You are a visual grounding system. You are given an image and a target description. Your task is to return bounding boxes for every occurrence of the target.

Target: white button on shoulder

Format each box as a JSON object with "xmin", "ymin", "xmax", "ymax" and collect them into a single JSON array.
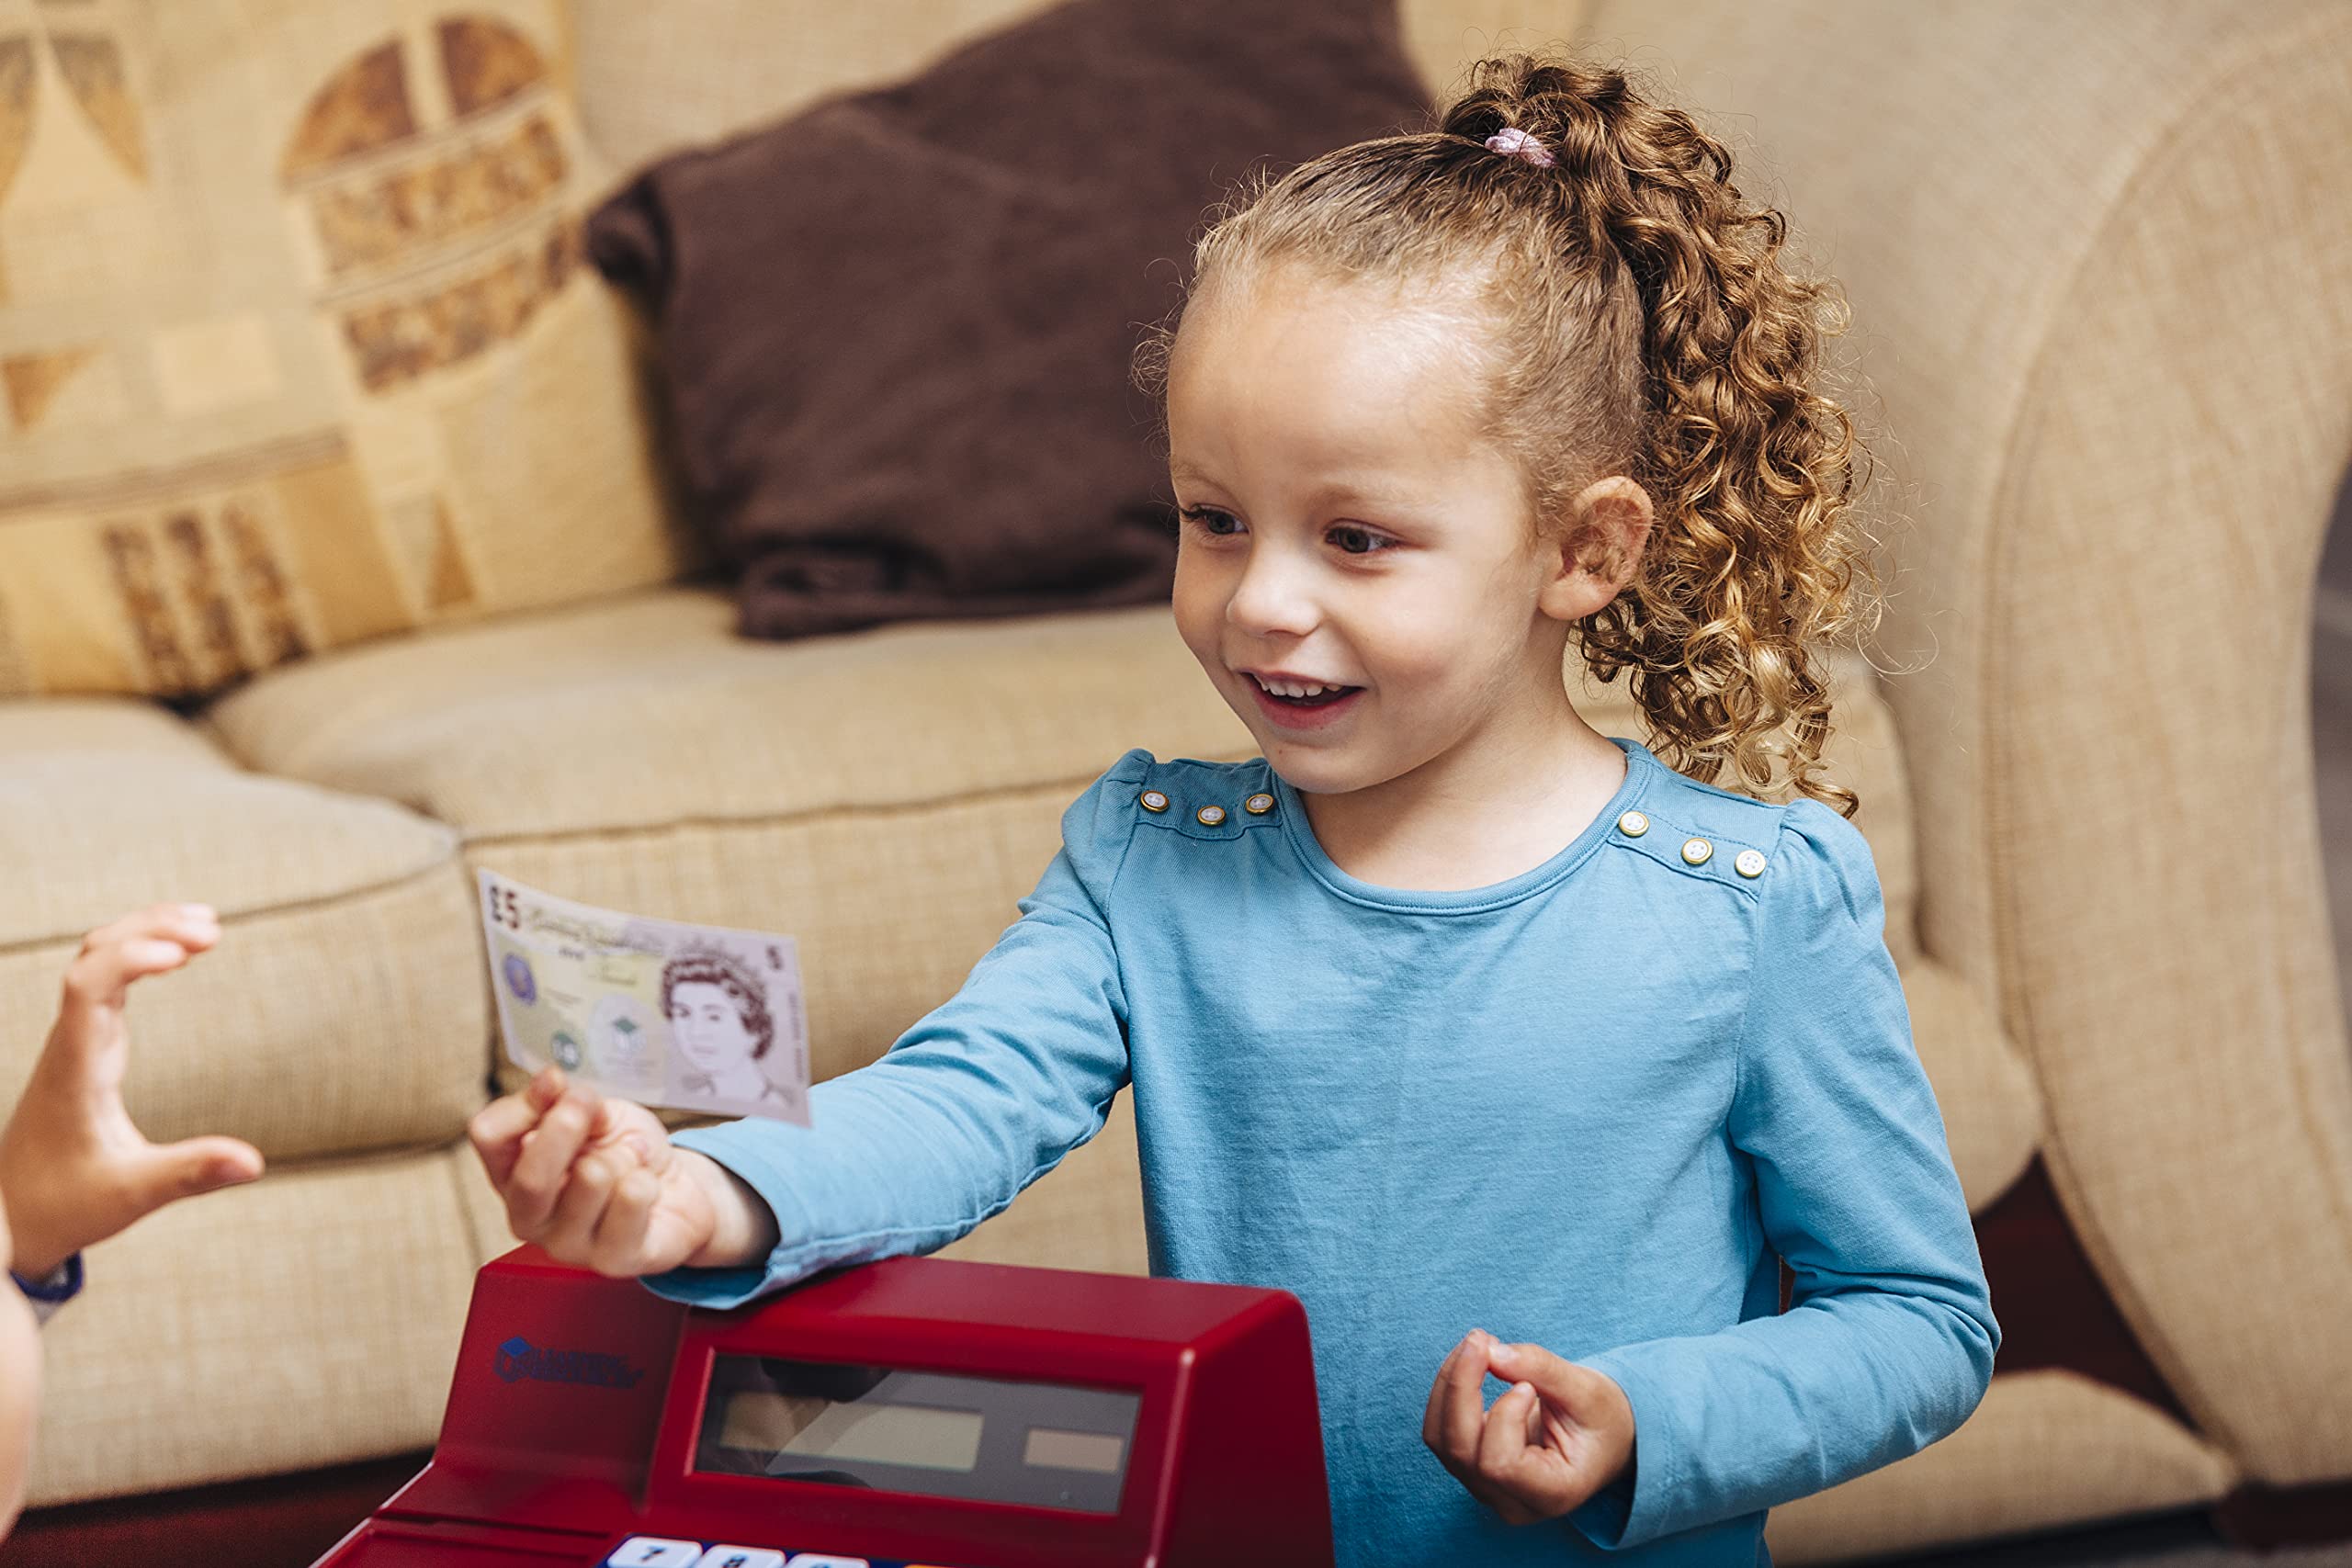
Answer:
[
  {"xmin": 1734, "ymin": 848, "xmax": 1768, "ymax": 879},
  {"xmin": 607, "ymin": 1539, "xmax": 705, "ymax": 1568},
  {"xmin": 1680, "ymin": 837, "xmax": 1713, "ymax": 866},
  {"xmin": 1615, "ymin": 809, "xmax": 1649, "ymax": 838},
  {"xmin": 696, "ymin": 1549, "xmax": 786, "ymax": 1568}
]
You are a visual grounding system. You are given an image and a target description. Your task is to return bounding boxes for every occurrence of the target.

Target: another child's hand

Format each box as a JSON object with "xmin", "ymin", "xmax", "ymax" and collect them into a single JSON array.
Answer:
[
  {"xmin": 0, "ymin": 903, "xmax": 266, "ymax": 1280},
  {"xmin": 468, "ymin": 1066, "xmax": 780, "ymax": 1278},
  {"xmin": 1422, "ymin": 1328, "xmax": 1638, "ymax": 1525}
]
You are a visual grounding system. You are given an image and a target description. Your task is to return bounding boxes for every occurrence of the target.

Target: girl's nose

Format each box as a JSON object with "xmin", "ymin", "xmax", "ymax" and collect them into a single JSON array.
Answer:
[{"xmin": 1225, "ymin": 550, "xmax": 1321, "ymax": 637}]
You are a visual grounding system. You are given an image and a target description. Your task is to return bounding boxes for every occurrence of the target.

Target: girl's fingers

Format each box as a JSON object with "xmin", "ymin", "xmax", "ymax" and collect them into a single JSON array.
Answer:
[
  {"xmin": 588, "ymin": 1096, "xmax": 639, "ymax": 1146},
  {"xmin": 1476, "ymin": 1381, "xmax": 1538, "ymax": 1481},
  {"xmin": 1492, "ymin": 1340, "xmax": 1586, "ymax": 1404},
  {"xmin": 621, "ymin": 1132, "xmax": 662, "ymax": 1176},
  {"xmin": 504, "ymin": 1090, "xmax": 598, "ymax": 1235},
  {"xmin": 80, "ymin": 906, "xmax": 219, "ymax": 971},
  {"xmin": 589, "ymin": 1169, "xmax": 661, "ymax": 1276},
  {"xmin": 1439, "ymin": 1331, "xmax": 1494, "ymax": 1461},
  {"xmin": 83, "ymin": 904, "xmax": 212, "ymax": 951},
  {"xmin": 1421, "ymin": 1337, "xmax": 1463, "ymax": 1450},
  {"xmin": 526, "ymin": 1066, "xmax": 569, "ymax": 1111},
  {"xmin": 139, "ymin": 1135, "xmax": 265, "ymax": 1202},
  {"xmin": 539, "ymin": 1152, "xmax": 616, "ymax": 1259},
  {"xmin": 1474, "ymin": 1383, "xmax": 1564, "ymax": 1524},
  {"xmin": 467, "ymin": 1091, "xmax": 545, "ymax": 1192},
  {"xmin": 583, "ymin": 1103, "xmax": 665, "ymax": 1176},
  {"xmin": 137, "ymin": 903, "xmax": 220, "ymax": 951},
  {"xmin": 56, "ymin": 938, "xmax": 195, "ymax": 1028}
]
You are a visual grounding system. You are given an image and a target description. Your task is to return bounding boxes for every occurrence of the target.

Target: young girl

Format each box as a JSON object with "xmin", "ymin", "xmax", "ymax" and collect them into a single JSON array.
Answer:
[{"xmin": 470, "ymin": 52, "xmax": 1997, "ymax": 1565}]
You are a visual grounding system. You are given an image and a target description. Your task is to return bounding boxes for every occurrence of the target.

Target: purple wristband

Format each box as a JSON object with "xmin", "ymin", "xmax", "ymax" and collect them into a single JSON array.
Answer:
[{"xmin": 13, "ymin": 1252, "xmax": 84, "ymax": 1321}]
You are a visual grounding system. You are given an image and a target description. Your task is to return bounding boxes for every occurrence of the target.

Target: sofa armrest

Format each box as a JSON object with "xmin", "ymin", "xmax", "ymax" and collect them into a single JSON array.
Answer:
[{"xmin": 1573, "ymin": 0, "xmax": 2352, "ymax": 1484}]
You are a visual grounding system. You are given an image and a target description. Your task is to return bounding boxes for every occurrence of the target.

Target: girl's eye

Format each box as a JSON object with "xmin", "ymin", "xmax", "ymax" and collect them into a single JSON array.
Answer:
[
  {"xmin": 1178, "ymin": 505, "xmax": 1243, "ymax": 539},
  {"xmin": 1177, "ymin": 506, "xmax": 1395, "ymax": 556}
]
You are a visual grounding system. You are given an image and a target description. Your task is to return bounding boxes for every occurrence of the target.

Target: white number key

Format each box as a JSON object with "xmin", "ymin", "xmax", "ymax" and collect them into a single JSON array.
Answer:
[{"xmin": 607, "ymin": 1539, "xmax": 705, "ymax": 1567}]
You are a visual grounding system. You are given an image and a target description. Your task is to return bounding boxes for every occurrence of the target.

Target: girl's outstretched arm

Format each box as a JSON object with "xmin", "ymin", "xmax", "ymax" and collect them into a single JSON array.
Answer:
[
  {"xmin": 639, "ymin": 751, "xmax": 1150, "ymax": 1310},
  {"xmin": 1566, "ymin": 797, "xmax": 2002, "ymax": 1551}
]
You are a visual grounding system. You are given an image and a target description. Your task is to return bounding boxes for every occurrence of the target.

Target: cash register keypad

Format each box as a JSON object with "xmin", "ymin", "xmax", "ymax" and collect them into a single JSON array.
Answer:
[{"xmin": 606, "ymin": 1539, "xmax": 967, "ymax": 1568}]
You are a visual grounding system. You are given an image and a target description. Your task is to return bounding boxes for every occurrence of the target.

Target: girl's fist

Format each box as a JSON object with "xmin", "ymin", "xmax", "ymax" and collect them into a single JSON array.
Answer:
[
  {"xmin": 467, "ymin": 1066, "xmax": 777, "ymax": 1278},
  {"xmin": 1421, "ymin": 1327, "xmax": 1637, "ymax": 1525}
]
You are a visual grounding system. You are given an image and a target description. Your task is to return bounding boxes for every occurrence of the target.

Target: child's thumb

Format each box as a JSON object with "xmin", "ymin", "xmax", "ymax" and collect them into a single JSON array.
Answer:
[{"xmin": 130, "ymin": 1136, "xmax": 266, "ymax": 1212}]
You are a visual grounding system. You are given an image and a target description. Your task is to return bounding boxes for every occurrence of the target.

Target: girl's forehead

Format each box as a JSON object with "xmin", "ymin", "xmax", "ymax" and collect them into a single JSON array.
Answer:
[{"xmin": 1170, "ymin": 280, "xmax": 1495, "ymax": 482}]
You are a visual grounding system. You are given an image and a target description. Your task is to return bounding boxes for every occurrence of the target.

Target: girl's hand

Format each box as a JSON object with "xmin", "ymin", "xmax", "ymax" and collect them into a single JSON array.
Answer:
[
  {"xmin": 467, "ymin": 1066, "xmax": 780, "ymax": 1277},
  {"xmin": 0, "ymin": 903, "xmax": 266, "ymax": 1280},
  {"xmin": 1422, "ymin": 1327, "xmax": 1638, "ymax": 1525}
]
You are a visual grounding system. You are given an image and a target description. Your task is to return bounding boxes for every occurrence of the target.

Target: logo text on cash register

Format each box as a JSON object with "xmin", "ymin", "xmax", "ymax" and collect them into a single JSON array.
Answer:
[{"xmin": 493, "ymin": 1335, "xmax": 647, "ymax": 1389}]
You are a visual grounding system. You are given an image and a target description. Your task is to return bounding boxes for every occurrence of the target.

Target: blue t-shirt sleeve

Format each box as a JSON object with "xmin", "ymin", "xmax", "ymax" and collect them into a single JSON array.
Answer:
[
  {"xmin": 640, "ymin": 749, "xmax": 1152, "ymax": 1309},
  {"xmin": 1567, "ymin": 797, "xmax": 2001, "ymax": 1550}
]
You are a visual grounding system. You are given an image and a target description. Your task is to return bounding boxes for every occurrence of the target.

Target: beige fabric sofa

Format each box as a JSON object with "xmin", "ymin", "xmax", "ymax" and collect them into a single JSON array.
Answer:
[{"xmin": 1, "ymin": 1, "xmax": 2346, "ymax": 1560}]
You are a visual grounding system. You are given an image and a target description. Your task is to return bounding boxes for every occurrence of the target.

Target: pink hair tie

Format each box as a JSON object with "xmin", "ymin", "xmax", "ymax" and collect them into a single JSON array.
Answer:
[{"xmin": 1485, "ymin": 126, "xmax": 1555, "ymax": 168}]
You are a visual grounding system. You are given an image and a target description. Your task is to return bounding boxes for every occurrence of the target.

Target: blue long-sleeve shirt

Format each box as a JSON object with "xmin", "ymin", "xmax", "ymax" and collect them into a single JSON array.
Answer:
[{"xmin": 646, "ymin": 736, "xmax": 2000, "ymax": 1564}]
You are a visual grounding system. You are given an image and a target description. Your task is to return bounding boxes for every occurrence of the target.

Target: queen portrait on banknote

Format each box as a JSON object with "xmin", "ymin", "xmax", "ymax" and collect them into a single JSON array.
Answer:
[{"xmin": 661, "ymin": 946, "xmax": 795, "ymax": 1112}]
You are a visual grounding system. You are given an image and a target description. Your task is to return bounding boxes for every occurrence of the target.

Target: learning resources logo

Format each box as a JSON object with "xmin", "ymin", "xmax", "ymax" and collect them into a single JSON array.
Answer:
[{"xmin": 493, "ymin": 1335, "xmax": 648, "ymax": 1389}]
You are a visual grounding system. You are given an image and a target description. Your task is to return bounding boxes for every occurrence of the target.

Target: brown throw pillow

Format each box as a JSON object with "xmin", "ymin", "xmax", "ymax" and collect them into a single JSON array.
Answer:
[{"xmin": 583, "ymin": 0, "xmax": 1430, "ymax": 641}]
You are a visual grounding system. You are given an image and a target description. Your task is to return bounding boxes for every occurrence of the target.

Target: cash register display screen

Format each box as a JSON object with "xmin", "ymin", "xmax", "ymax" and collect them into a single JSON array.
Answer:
[{"xmin": 695, "ymin": 1355, "xmax": 1142, "ymax": 1514}]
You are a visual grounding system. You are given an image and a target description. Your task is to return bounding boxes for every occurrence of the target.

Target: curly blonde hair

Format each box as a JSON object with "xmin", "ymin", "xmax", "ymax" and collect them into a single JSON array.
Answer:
[{"xmin": 1133, "ymin": 52, "xmax": 1885, "ymax": 817}]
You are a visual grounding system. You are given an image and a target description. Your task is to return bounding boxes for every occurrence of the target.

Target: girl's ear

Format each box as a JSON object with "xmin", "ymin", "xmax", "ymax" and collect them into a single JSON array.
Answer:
[{"xmin": 1537, "ymin": 478, "xmax": 1654, "ymax": 622}]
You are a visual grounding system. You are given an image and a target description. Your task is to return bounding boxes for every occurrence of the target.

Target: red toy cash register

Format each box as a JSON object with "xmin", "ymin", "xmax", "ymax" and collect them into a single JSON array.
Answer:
[{"xmin": 313, "ymin": 1247, "xmax": 1334, "ymax": 1568}]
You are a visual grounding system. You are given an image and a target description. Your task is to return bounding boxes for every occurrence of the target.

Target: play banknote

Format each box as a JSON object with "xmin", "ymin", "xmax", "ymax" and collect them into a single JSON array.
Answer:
[{"xmin": 478, "ymin": 869, "xmax": 812, "ymax": 1125}]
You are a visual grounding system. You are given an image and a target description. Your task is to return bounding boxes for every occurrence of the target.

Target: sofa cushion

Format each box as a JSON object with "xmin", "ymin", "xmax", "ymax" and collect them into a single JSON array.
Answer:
[
  {"xmin": 0, "ymin": 3, "xmax": 695, "ymax": 699},
  {"xmin": 203, "ymin": 588, "xmax": 1250, "ymax": 840},
  {"xmin": 1762, "ymin": 1369, "xmax": 2234, "ymax": 1564},
  {"xmin": 0, "ymin": 699, "xmax": 487, "ymax": 1158},
  {"xmin": 23, "ymin": 1141, "xmax": 502, "ymax": 1506}
]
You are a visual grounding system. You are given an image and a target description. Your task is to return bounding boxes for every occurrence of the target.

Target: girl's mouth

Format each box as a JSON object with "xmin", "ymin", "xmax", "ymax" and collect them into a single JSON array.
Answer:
[{"xmin": 1248, "ymin": 678, "xmax": 1364, "ymax": 730}]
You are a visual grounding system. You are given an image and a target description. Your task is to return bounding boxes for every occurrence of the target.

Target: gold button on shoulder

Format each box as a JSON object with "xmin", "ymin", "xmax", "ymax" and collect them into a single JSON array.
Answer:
[
  {"xmin": 1615, "ymin": 809, "xmax": 1649, "ymax": 838},
  {"xmin": 1139, "ymin": 789, "xmax": 1170, "ymax": 814},
  {"xmin": 1734, "ymin": 848, "xmax": 1768, "ymax": 879},
  {"xmin": 1243, "ymin": 792, "xmax": 1275, "ymax": 816},
  {"xmin": 1680, "ymin": 837, "xmax": 1713, "ymax": 866},
  {"xmin": 1195, "ymin": 804, "xmax": 1227, "ymax": 827}
]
